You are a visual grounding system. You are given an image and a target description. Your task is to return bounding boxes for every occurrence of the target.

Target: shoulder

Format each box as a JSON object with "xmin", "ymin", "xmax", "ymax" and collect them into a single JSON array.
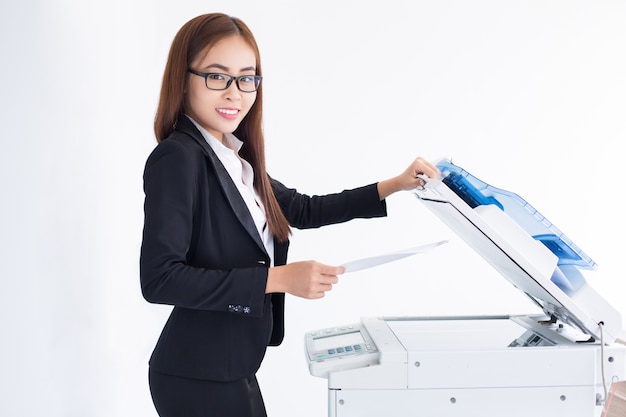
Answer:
[
  {"xmin": 143, "ymin": 136, "xmax": 208, "ymax": 189},
  {"xmin": 270, "ymin": 177, "xmax": 297, "ymax": 201},
  {"xmin": 156, "ymin": 132, "xmax": 203, "ymax": 154},
  {"xmin": 146, "ymin": 133, "xmax": 203, "ymax": 165}
]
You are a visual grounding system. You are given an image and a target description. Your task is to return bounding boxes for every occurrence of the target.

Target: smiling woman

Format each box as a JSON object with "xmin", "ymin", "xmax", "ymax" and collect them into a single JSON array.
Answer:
[
  {"xmin": 2, "ymin": 2, "xmax": 625, "ymax": 417},
  {"xmin": 185, "ymin": 36, "xmax": 260, "ymax": 141},
  {"xmin": 140, "ymin": 11, "xmax": 438, "ymax": 417}
]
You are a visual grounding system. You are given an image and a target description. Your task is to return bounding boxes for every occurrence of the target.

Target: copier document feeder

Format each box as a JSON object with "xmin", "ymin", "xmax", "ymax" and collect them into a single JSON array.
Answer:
[{"xmin": 305, "ymin": 158, "xmax": 625, "ymax": 417}]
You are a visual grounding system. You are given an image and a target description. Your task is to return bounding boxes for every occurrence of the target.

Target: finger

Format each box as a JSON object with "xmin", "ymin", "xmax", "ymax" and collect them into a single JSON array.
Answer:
[
  {"xmin": 316, "ymin": 275, "xmax": 339, "ymax": 287},
  {"xmin": 424, "ymin": 161, "xmax": 441, "ymax": 178},
  {"xmin": 416, "ymin": 165, "xmax": 438, "ymax": 179},
  {"xmin": 313, "ymin": 285, "xmax": 333, "ymax": 297},
  {"xmin": 413, "ymin": 158, "xmax": 440, "ymax": 178},
  {"xmin": 318, "ymin": 264, "xmax": 345, "ymax": 276},
  {"xmin": 307, "ymin": 291, "xmax": 325, "ymax": 300}
]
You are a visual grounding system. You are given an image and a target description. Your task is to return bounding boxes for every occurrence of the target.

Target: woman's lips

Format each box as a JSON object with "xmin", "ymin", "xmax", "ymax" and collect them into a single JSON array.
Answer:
[{"xmin": 217, "ymin": 108, "xmax": 239, "ymax": 120}]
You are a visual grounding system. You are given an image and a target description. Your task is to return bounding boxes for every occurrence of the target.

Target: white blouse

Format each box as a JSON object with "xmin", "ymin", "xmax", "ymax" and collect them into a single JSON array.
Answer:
[{"xmin": 187, "ymin": 116, "xmax": 275, "ymax": 266}]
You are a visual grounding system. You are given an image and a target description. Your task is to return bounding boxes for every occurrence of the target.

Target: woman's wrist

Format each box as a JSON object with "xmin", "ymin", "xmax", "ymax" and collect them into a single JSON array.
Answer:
[
  {"xmin": 377, "ymin": 177, "xmax": 400, "ymax": 200},
  {"xmin": 265, "ymin": 267, "xmax": 283, "ymax": 294}
]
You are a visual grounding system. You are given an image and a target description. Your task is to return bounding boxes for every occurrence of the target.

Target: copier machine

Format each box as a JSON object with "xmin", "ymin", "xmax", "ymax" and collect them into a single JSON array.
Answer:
[{"xmin": 305, "ymin": 158, "xmax": 625, "ymax": 417}]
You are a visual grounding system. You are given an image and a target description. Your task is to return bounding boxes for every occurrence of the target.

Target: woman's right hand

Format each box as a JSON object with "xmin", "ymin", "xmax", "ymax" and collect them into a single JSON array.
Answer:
[{"xmin": 266, "ymin": 261, "xmax": 345, "ymax": 299}]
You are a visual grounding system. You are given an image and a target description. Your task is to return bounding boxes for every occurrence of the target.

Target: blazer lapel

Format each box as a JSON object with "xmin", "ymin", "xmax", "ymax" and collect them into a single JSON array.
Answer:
[{"xmin": 176, "ymin": 116, "xmax": 268, "ymax": 256}]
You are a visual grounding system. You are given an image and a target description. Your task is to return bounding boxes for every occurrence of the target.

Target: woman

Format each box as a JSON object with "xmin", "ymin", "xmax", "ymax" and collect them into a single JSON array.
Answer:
[{"xmin": 140, "ymin": 12, "xmax": 439, "ymax": 417}]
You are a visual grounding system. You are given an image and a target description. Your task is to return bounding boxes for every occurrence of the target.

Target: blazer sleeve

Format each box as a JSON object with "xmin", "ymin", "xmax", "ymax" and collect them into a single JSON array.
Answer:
[
  {"xmin": 140, "ymin": 139, "xmax": 268, "ymax": 316},
  {"xmin": 270, "ymin": 177, "xmax": 388, "ymax": 229}
]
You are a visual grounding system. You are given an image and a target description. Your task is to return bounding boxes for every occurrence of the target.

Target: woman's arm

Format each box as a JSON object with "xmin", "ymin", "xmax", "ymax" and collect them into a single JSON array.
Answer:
[
  {"xmin": 266, "ymin": 156, "xmax": 438, "ymax": 300},
  {"xmin": 271, "ymin": 180, "xmax": 387, "ymax": 230}
]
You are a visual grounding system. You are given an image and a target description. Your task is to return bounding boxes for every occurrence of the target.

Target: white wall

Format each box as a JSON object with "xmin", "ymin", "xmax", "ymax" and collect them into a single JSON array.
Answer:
[{"xmin": 1, "ymin": 1, "xmax": 625, "ymax": 416}]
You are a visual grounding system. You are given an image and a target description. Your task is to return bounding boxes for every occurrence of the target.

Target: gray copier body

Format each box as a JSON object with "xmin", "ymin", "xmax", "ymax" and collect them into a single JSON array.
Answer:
[{"xmin": 305, "ymin": 159, "xmax": 625, "ymax": 417}]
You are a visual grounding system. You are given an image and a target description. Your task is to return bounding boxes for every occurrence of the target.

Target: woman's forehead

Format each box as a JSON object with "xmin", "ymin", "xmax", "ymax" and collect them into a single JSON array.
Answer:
[{"xmin": 195, "ymin": 35, "xmax": 257, "ymax": 70}]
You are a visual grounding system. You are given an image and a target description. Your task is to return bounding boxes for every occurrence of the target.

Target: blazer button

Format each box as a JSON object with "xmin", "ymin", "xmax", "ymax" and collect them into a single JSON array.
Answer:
[
  {"xmin": 257, "ymin": 260, "xmax": 267, "ymax": 265},
  {"xmin": 228, "ymin": 304, "xmax": 243, "ymax": 313}
]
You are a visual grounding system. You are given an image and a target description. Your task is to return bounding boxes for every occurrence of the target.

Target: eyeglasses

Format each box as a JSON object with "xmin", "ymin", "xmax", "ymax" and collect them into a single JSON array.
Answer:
[{"xmin": 188, "ymin": 69, "xmax": 262, "ymax": 92}]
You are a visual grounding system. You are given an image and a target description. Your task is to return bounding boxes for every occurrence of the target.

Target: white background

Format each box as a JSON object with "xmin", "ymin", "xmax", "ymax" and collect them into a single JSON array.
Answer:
[{"xmin": 1, "ymin": 1, "xmax": 625, "ymax": 416}]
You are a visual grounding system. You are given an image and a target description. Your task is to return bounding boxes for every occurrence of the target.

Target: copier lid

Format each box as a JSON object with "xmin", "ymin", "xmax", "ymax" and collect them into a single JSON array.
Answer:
[{"xmin": 414, "ymin": 159, "xmax": 622, "ymax": 343}]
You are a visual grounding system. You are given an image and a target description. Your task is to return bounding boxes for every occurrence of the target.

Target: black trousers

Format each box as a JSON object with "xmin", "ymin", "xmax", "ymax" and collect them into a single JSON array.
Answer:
[{"xmin": 149, "ymin": 368, "xmax": 268, "ymax": 417}]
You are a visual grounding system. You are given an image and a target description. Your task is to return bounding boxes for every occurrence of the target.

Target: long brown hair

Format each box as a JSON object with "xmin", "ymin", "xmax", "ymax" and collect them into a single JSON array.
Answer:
[{"xmin": 154, "ymin": 13, "xmax": 291, "ymax": 241}]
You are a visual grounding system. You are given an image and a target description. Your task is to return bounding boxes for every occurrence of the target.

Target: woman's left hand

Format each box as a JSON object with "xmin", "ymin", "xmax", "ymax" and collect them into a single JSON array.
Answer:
[{"xmin": 377, "ymin": 157, "xmax": 440, "ymax": 200}]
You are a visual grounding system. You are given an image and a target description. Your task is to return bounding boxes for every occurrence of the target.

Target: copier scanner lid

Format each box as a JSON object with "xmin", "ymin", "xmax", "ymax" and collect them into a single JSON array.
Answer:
[{"xmin": 414, "ymin": 158, "xmax": 622, "ymax": 343}]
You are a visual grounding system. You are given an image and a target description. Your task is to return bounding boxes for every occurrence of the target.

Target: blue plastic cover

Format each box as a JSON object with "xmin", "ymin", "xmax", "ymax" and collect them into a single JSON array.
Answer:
[{"xmin": 437, "ymin": 160, "xmax": 597, "ymax": 272}]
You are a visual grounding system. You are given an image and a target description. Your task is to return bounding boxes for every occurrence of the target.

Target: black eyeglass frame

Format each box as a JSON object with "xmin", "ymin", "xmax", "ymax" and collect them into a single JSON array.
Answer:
[{"xmin": 188, "ymin": 69, "xmax": 263, "ymax": 92}]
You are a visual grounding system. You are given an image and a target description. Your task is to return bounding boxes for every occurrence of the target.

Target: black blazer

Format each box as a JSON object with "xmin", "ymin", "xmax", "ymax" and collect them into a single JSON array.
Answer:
[{"xmin": 140, "ymin": 115, "xmax": 387, "ymax": 382}]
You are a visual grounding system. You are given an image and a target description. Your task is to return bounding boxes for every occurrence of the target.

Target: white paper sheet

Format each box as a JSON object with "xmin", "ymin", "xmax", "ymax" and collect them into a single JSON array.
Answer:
[{"xmin": 341, "ymin": 240, "xmax": 448, "ymax": 273}]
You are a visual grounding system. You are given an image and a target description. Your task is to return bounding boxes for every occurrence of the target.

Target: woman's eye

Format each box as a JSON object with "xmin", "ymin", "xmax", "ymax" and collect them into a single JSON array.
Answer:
[
  {"xmin": 239, "ymin": 76, "xmax": 254, "ymax": 84},
  {"xmin": 207, "ymin": 73, "xmax": 225, "ymax": 81}
]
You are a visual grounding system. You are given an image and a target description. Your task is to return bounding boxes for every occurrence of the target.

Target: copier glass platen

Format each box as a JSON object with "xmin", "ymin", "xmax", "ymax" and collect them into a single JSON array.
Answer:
[{"xmin": 305, "ymin": 158, "xmax": 626, "ymax": 417}]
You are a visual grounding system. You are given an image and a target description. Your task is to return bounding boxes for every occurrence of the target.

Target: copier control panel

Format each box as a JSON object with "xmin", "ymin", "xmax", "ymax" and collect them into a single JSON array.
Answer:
[{"xmin": 305, "ymin": 323, "xmax": 378, "ymax": 377}]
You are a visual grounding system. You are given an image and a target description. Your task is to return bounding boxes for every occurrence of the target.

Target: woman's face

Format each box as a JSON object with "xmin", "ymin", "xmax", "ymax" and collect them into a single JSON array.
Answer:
[{"xmin": 186, "ymin": 35, "xmax": 258, "ymax": 142}]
